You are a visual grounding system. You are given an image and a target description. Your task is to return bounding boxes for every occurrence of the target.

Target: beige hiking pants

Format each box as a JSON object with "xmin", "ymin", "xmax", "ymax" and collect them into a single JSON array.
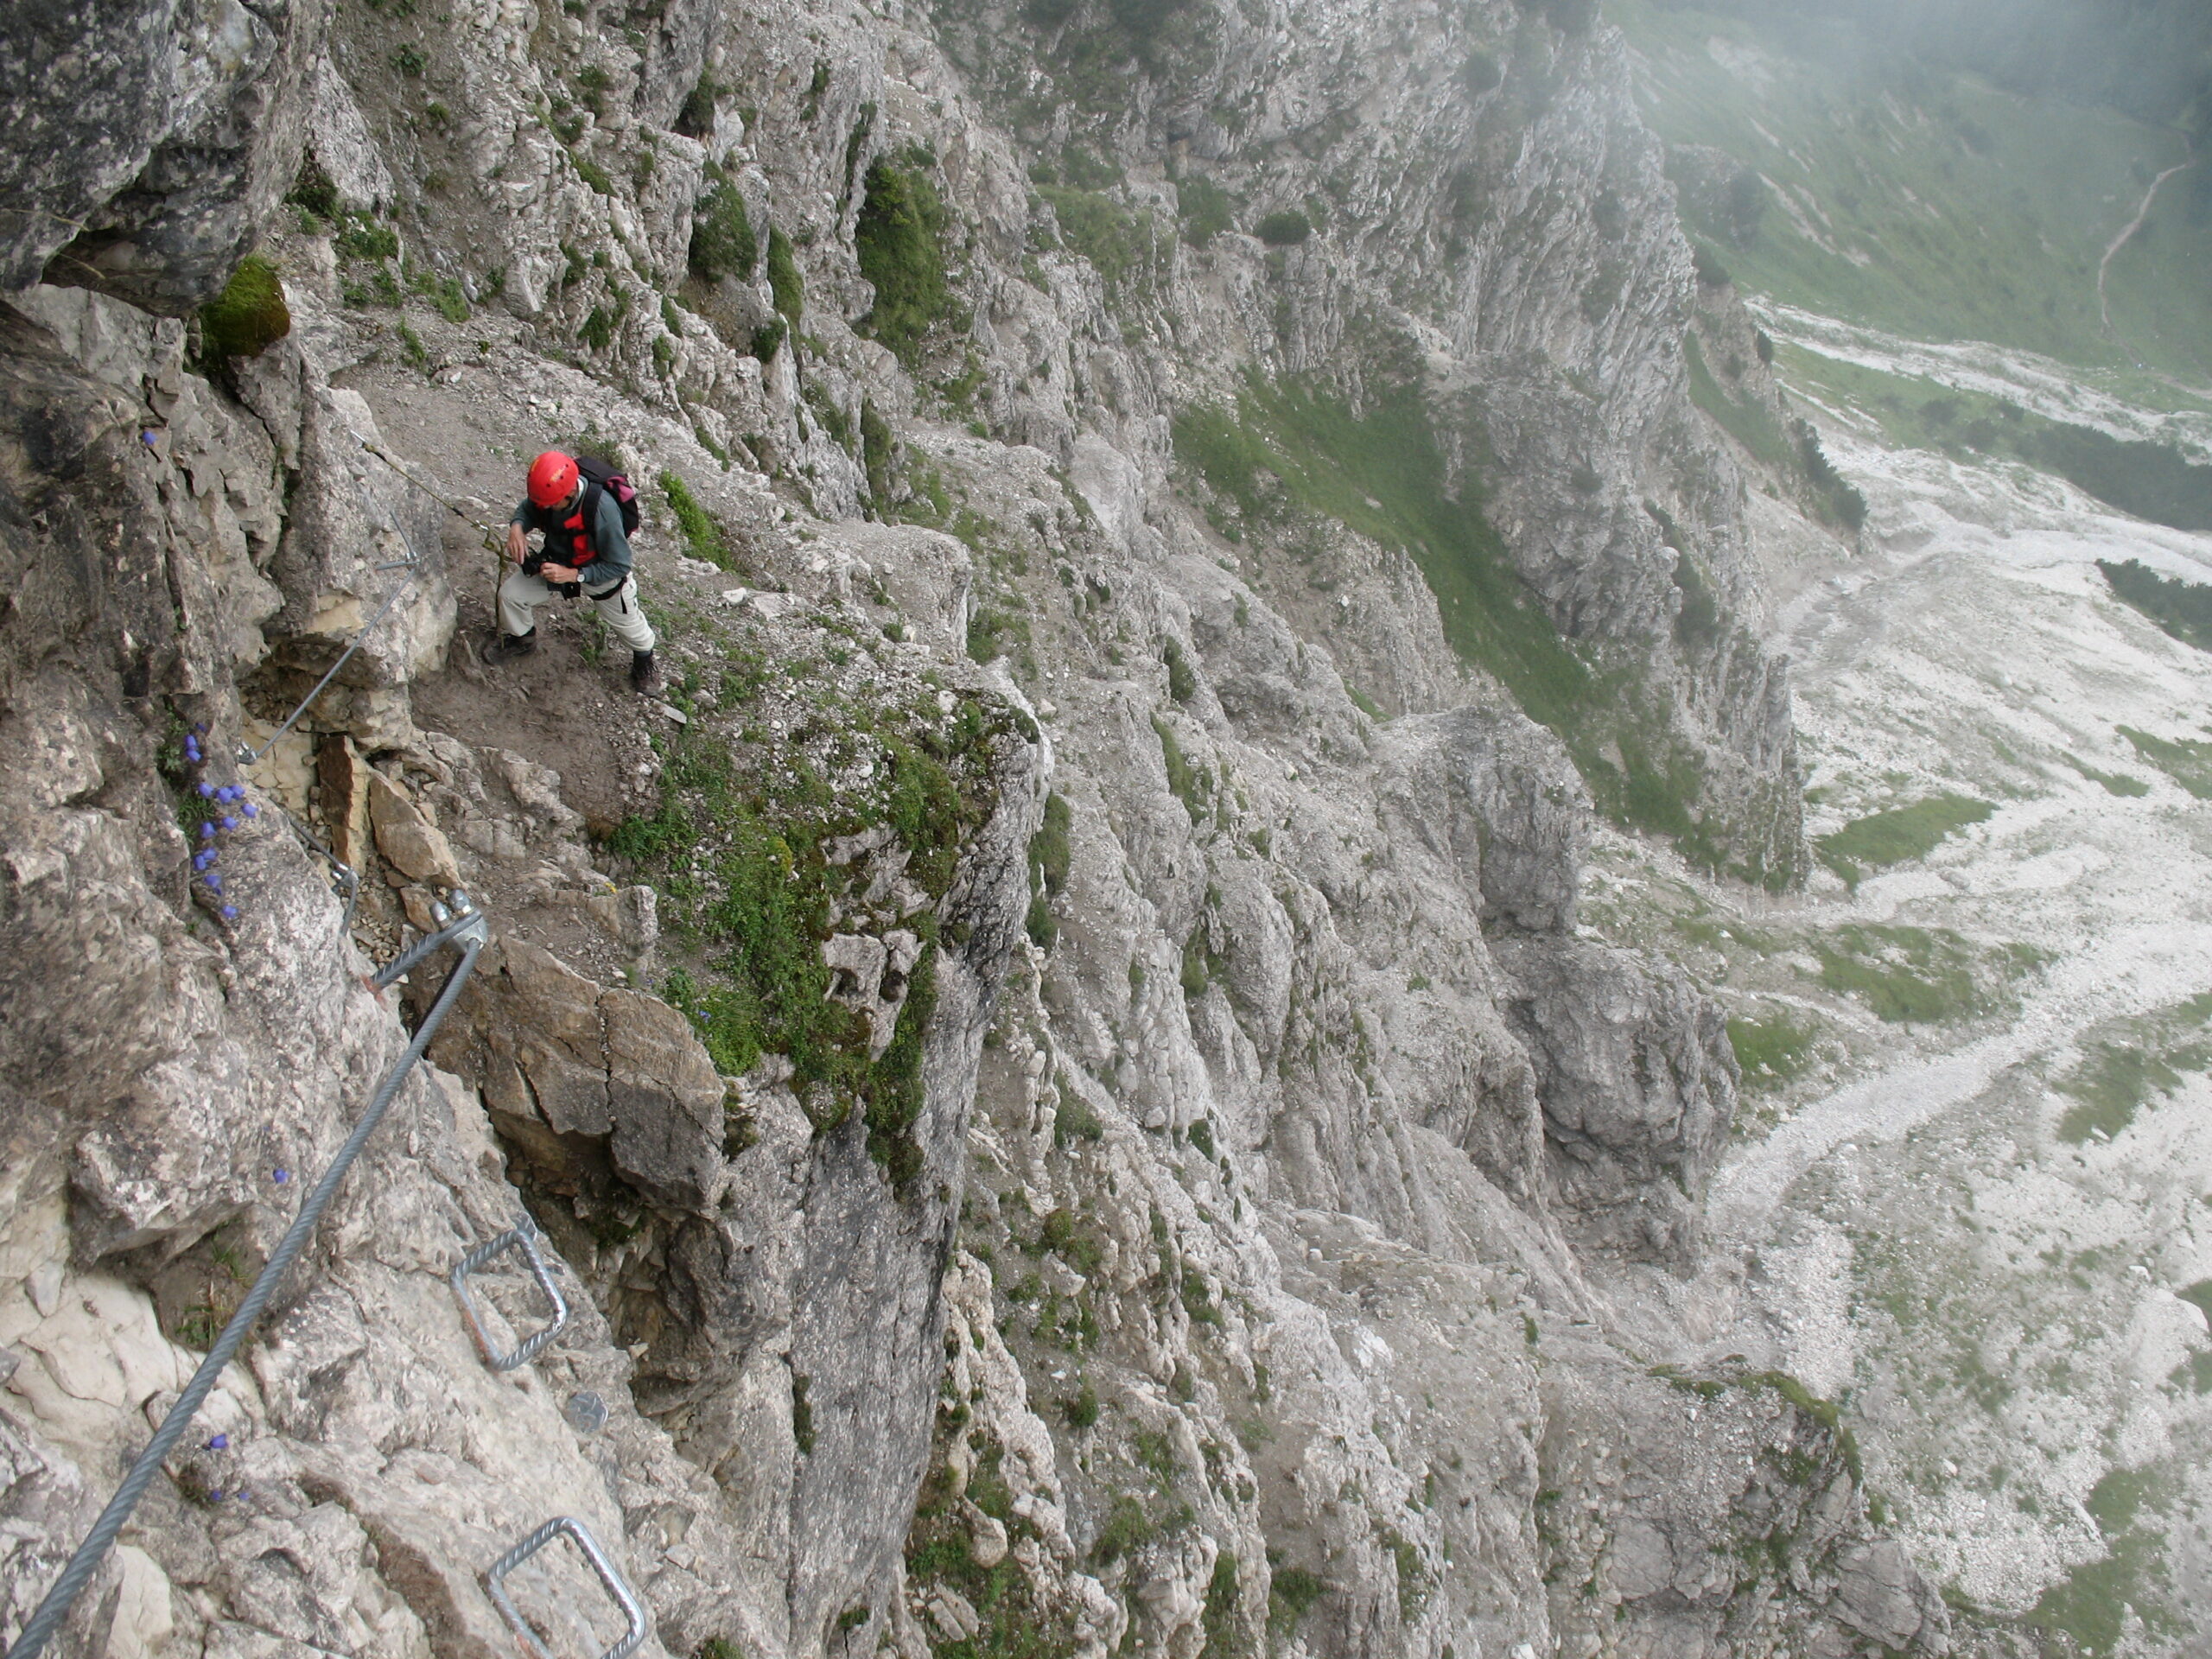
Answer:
[{"xmin": 499, "ymin": 569, "xmax": 657, "ymax": 653}]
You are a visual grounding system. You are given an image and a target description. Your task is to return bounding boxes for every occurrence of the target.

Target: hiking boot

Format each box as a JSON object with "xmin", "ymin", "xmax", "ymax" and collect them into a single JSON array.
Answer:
[
  {"xmin": 630, "ymin": 649, "xmax": 662, "ymax": 695},
  {"xmin": 484, "ymin": 630, "xmax": 537, "ymax": 666}
]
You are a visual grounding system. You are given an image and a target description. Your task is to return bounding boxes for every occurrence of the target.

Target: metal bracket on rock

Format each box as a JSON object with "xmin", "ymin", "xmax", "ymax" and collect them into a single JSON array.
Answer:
[
  {"xmin": 484, "ymin": 1516, "xmax": 650, "ymax": 1659},
  {"xmin": 451, "ymin": 1219, "xmax": 569, "ymax": 1372}
]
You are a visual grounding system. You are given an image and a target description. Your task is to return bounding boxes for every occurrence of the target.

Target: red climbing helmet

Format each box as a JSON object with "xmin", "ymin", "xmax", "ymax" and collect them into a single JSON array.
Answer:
[{"xmin": 527, "ymin": 449, "xmax": 580, "ymax": 509}]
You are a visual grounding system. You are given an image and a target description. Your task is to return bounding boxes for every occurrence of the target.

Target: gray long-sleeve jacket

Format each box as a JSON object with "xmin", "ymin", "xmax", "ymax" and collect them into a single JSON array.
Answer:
[{"xmin": 511, "ymin": 486, "xmax": 634, "ymax": 590}]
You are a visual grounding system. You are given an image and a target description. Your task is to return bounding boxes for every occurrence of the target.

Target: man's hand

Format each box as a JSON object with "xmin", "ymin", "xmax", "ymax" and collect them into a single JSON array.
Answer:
[
  {"xmin": 537, "ymin": 563, "xmax": 580, "ymax": 582},
  {"xmin": 506, "ymin": 523, "xmax": 528, "ymax": 563}
]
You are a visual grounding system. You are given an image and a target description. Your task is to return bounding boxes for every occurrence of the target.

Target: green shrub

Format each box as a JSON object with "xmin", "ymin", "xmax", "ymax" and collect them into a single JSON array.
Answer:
[
  {"xmin": 572, "ymin": 153, "xmax": 614, "ymax": 195},
  {"xmin": 1202, "ymin": 1552, "xmax": 1242, "ymax": 1656},
  {"xmin": 1686, "ymin": 334, "xmax": 1793, "ymax": 470},
  {"xmin": 285, "ymin": 156, "xmax": 340, "ymax": 222},
  {"xmin": 1255, "ymin": 209, "xmax": 1312, "ymax": 246},
  {"xmin": 1039, "ymin": 187, "xmax": 1160, "ymax": 291},
  {"xmin": 199, "ymin": 255, "xmax": 290, "ymax": 362},
  {"xmin": 1691, "ymin": 242, "xmax": 1732, "ymax": 289},
  {"xmin": 391, "ymin": 43, "xmax": 426, "ymax": 76},
  {"xmin": 1162, "ymin": 635, "xmax": 1198, "ymax": 702},
  {"xmin": 690, "ymin": 180, "xmax": 758, "ymax": 283},
  {"xmin": 2030, "ymin": 427, "xmax": 2212, "ymax": 534},
  {"xmin": 1177, "ymin": 175, "xmax": 1235, "ymax": 247},
  {"xmin": 1154, "ymin": 716, "xmax": 1207, "ymax": 821},
  {"xmin": 766, "ymin": 227, "xmax": 804, "ymax": 323},
  {"xmin": 1053, "ymin": 1084, "xmax": 1103, "ymax": 1145},
  {"xmin": 1180, "ymin": 933, "xmax": 1210, "ymax": 996},
  {"xmin": 1061, "ymin": 1384, "xmax": 1099, "ymax": 1428},
  {"xmin": 1031, "ymin": 792, "xmax": 1072, "ymax": 894},
  {"xmin": 855, "ymin": 159, "xmax": 953, "ymax": 365},
  {"xmin": 748, "ymin": 317, "xmax": 785, "ymax": 363},
  {"xmin": 1461, "ymin": 48, "xmax": 1503, "ymax": 94},
  {"xmin": 578, "ymin": 303, "xmax": 620, "ymax": 351},
  {"xmin": 1268, "ymin": 1568, "xmax": 1326, "ymax": 1637},
  {"xmin": 1092, "ymin": 1497, "xmax": 1154, "ymax": 1562},
  {"xmin": 336, "ymin": 217, "xmax": 399, "ymax": 263},
  {"xmin": 791, "ymin": 1374, "xmax": 814, "ymax": 1453},
  {"xmin": 676, "ymin": 73, "xmax": 718, "ymax": 137},
  {"xmin": 861, "ymin": 400, "xmax": 895, "ymax": 501}
]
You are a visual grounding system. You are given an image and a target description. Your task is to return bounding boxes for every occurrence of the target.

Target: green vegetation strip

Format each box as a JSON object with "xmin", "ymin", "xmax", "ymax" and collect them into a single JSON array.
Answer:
[
  {"xmin": 1815, "ymin": 924, "xmax": 2043, "ymax": 1024},
  {"xmin": 1172, "ymin": 375, "xmax": 1782, "ymax": 881},
  {"xmin": 2119, "ymin": 726, "xmax": 2212, "ymax": 798},
  {"xmin": 1815, "ymin": 793, "xmax": 1992, "ymax": 886},
  {"xmin": 2053, "ymin": 991, "xmax": 2212, "ymax": 1144},
  {"xmin": 856, "ymin": 155, "xmax": 955, "ymax": 366},
  {"xmin": 2099, "ymin": 560, "xmax": 2212, "ymax": 651}
]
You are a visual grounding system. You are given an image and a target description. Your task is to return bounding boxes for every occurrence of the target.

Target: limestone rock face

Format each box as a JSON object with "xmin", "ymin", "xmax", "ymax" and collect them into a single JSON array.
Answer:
[
  {"xmin": 1, "ymin": 0, "xmax": 323, "ymax": 310},
  {"xmin": 1498, "ymin": 937, "xmax": 1741, "ymax": 1266}
]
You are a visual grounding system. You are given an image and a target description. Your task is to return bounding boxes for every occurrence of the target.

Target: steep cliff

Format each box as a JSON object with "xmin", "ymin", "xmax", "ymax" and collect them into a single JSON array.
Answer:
[{"xmin": 0, "ymin": 1, "xmax": 1953, "ymax": 1657}]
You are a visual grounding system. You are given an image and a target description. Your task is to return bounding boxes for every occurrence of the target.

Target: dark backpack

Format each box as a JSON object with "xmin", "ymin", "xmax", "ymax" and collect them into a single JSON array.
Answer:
[{"xmin": 575, "ymin": 454, "xmax": 642, "ymax": 537}]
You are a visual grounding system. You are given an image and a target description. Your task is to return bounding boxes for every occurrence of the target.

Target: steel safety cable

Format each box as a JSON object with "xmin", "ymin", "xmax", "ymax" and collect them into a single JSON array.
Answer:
[
  {"xmin": 2, "ymin": 904, "xmax": 489, "ymax": 1659},
  {"xmin": 239, "ymin": 569, "xmax": 423, "ymax": 768}
]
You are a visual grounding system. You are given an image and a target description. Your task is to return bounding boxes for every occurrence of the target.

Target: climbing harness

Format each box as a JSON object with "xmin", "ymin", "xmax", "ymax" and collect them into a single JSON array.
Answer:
[
  {"xmin": 3, "ymin": 897, "xmax": 489, "ymax": 1659},
  {"xmin": 450, "ymin": 1219, "xmax": 570, "ymax": 1372},
  {"xmin": 485, "ymin": 1516, "xmax": 650, "ymax": 1659}
]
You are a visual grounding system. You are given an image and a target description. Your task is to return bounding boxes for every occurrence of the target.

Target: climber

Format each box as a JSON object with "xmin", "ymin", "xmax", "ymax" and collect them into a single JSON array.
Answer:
[{"xmin": 486, "ymin": 450, "xmax": 660, "ymax": 693}]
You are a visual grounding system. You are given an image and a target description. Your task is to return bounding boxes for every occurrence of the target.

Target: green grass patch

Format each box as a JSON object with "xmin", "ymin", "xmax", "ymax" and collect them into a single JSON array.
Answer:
[
  {"xmin": 1176, "ymin": 175, "xmax": 1235, "ymax": 246},
  {"xmin": 1814, "ymin": 924, "xmax": 2039, "ymax": 1024},
  {"xmin": 1686, "ymin": 332, "xmax": 1795, "ymax": 473},
  {"xmin": 2053, "ymin": 992, "xmax": 2212, "ymax": 1143},
  {"xmin": 1779, "ymin": 348, "xmax": 2212, "ymax": 535},
  {"xmin": 2031, "ymin": 1465, "xmax": 2182, "ymax": 1656},
  {"xmin": 906, "ymin": 1437, "xmax": 1081, "ymax": 1659},
  {"xmin": 1685, "ymin": 334, "xmax": 1864, "ymax": 527},
  {"xmin": 1727, "ymin": 1008, "xmax": 1816, "ymax": 1091},
  {"xmin": 1153, "ymin": 716, "xmax": 1208, "ymax": 822},
  {"xmin": 2067, "ymin": 757, "xmax": 2151, "ymax": 798},
  {"xmin": 1267, "ymin": 1567, "xmax": 1325, "ymax": 1638},
  {"xmin": 1038, "ymin": 187, "xmax": 1162, "ymax": 293},
  {"xmin": 1815, "ymin": 793, "xmax": 1993, "ymax": 885},
  {"xmin": 2119, "ymin": 726, "xmax": 2212, "ymax": 798},
  {"xmin": 2099, "ymin": 559, "xmax": 2212, "ymax": 651},
  {"xmin": 766, "ymin": 227, "xmax": 803, "ymax": 324},
  {"xmin": 856, "ymin": 157, "xmax": 956, "ymax": 366}
]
